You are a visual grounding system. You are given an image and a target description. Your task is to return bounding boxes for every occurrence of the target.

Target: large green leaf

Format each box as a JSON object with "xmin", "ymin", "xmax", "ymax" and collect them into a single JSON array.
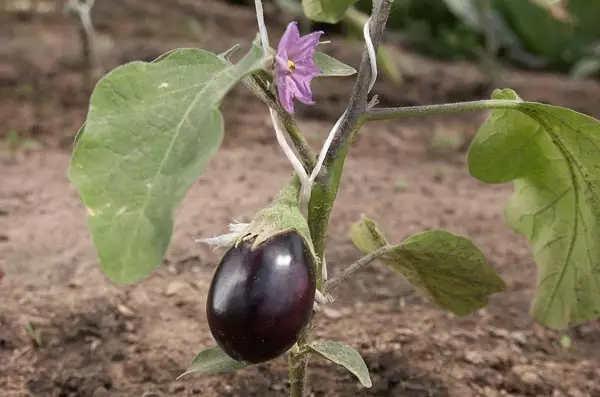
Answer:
[
  {"xmin": 468, "ymin": 88, "xmax": 600, "ymax": 330},
  {"xmin": 178, "ymin": 346, "xmax": 248, "ymax": 378},
  {"xmin": 68, "ymin": 44, "xmax": 266, "ymax": 284},
  {"xmin": 302, "ymin": 0, "xmax": 358, "ymax": 23},
  {"xmin": 308, "ymin": 341, "xmax": 371, "ymax": 388},
  {"xmin": 350, "ymin": 216, "xmax": 506, "ymax": 316}
]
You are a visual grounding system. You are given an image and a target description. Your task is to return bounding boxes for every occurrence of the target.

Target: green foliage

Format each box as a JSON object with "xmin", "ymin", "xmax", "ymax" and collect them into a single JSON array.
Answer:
[
  {"xmin": 307, "ymin": 341, "xmax": 371, "ymax": 388},
  {"xmin": 355, "ymin": 0, "xmax": 484, "ymax": 61},
  {"xmin": 302, "ymin": 0, "xmax": 359, "ymax": 23},
  {"xmin": 350, "ymin": 215, "xmax": 506, "ymax": 316},
  {"xmin": 468, "ymin": 88, "xmax": 600, "ymax": 330},
  {"xmin": 179, "ymin": 346, "xmax": 248, "ymax": 377},
  {"xmin": 492, "ymin": 0, "xmax": 579, "ymax": 70},
  {"xmin": 68, "ymin": 44, "xmax": 266, "ymax": 284},
  {"xmin": 314, "ymin": 52, "xmax": 357, "ymax": 77}
]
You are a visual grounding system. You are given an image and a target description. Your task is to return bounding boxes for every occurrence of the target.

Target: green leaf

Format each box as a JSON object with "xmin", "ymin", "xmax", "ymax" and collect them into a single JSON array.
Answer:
[
  {"xmin": 467, "ymin": 88, "xmax": 600, "ymax": 330},
  {"xmin": 314, "ymin": 52, "xmax": 357, "ymax": 77},
  {"xmin": 68, "ymin": 44, "xmax": 266, "ymax": 284},
  {"xmin": 350, "ymin": 215, "xmax": 506, "ymax": 316},
  {"xmin": 308, "ymin": 341, "xmax": 371, "ymax": 388},
  {"xmin": 302, "ymin": 0, "xmax": 358, "ymax": 23},
  {"xmin": 178, "ymin": 346, "xmax": 249, "ymax": 378}
]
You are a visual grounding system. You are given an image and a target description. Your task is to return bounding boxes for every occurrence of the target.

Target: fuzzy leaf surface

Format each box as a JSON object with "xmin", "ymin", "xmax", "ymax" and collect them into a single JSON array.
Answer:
[{"xmin": 69, "ymin": 44, "xmax": 265, "ymax": 283}]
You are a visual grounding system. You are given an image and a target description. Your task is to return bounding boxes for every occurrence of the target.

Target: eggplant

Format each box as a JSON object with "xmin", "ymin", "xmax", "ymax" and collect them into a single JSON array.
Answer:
[{"xmin": 206, "ymin": 230, "xmax": 316, "ymax": 363}]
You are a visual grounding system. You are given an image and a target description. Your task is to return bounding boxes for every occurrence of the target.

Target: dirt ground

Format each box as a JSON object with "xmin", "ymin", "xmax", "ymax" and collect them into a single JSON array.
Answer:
[{"xmin": 2, "ymin": 1, "xmax": 600, "ymax": 396}]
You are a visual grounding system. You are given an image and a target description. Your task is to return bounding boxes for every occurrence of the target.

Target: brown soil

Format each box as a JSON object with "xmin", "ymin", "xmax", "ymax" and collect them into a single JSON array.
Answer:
[{"xmin": 2, "ymin": 1, "xmax": 600, "ymax": 396}]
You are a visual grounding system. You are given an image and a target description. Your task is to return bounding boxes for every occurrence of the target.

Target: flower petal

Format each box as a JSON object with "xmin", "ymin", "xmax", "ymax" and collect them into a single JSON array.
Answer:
[
  {"xmin": 289, "ymin": 74, "xmax": 315, "ymax": 105},
  {"xmin": 277, "ymin": 21, "xmax": 300, "ymax": 56},
  {"xmin": 278, "ymin": 77, "xmax": 296, "ymax": 113},
  {"xmin": 274, "ymin": 53, "xmax": 290, "ymax": 77},
  {"xmin": 290, "ymin": 31, "xmax": 323, "ymax": 61},
  {"xmin": 293, "ymin": 61, "xmax": 321, "ymax": 78}
]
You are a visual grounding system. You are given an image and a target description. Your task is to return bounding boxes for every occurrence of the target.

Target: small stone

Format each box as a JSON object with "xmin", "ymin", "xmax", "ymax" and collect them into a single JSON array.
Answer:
[
  {"xmin": 93, "ymin": 387, "xmax": 110, "ymax": 397},
  {"xmin": 483, "ymin": 387, "xmax": 500, "ymax": 397},
  {"xmin": 165, "ymin": 281, "xmax": 189, "ymax": 297},
  {"xmin": 125, "ymin": 321, "xmax": 136, "ymax": 332},
  {"xmin": 322, "ymin": 307, "xmax": 344, "ymax": 319},
  {"xmin": 509, "ymin": 331, "xmax": 527, "ymax": 345},
  {"xmin": 512, "ymin": 365, "xmax": 542, "ymax": 386},
  {"xmin": 567, "ymin": 387, "xmax": 587, "ymax": 397},
  {"xmin": 464, "ymin": 350, "xmax": 485, "ymax": 365},
  {"xmin": 168, "ymin": 383, "xmax": 185, "ymax": 393},
  {"xmin": 166, "ymin": 264, "xmax": 178, "ymax": 274},
  {"xmin": 117, "ymin": 303, "xmax": 136, "ymax": 317}
]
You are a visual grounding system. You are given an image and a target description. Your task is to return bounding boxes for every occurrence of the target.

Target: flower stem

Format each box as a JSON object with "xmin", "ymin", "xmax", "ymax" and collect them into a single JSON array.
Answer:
[{"xmin": 364, "ymin": 99, "xmax": 520, "ymax": 122}]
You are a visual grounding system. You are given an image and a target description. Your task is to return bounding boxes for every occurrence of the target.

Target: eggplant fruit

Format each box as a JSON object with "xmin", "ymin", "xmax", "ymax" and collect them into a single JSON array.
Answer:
[{"xmin": 206, "ymin": 231, "xmax": 316, "ymax": 363}]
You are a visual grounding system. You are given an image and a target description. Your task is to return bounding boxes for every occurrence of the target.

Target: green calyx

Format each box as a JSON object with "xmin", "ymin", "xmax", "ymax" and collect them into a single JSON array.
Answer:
[{"xmin": 237, "ymin": 174, "xmax": 319, "ymax": 270}]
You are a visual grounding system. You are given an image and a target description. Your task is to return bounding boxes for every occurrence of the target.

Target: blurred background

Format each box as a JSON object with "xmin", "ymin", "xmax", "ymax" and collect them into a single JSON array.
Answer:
[{"xmin": 2, "ymin": 1, "xmax": 600, "ymax": 397}]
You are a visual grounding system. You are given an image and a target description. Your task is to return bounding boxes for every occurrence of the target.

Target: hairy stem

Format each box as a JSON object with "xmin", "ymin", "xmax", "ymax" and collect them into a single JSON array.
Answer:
[
  {"xmin": 364, "ymin": 99, "xmax": 521, "ymax": 122},
  {"xmin": 288, "ymin": 2, "xmax": 395, "ymax": 397},
  {"xmin": 309, "ymin": 0, "xmax": 394, "ymax": 261},
  {"xmin": 323, "ymin": 245, "xmax": 393, "ymax": 294},
  {"xmin": 288, "ymin": 324, "xmax": 311, "ymax": 397}
]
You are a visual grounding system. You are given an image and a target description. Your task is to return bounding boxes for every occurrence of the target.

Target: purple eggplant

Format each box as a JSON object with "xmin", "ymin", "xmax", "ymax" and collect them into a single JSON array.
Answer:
[{"xmin": 206, "ymin": 230, "xmax": 316, "ymax": 363}]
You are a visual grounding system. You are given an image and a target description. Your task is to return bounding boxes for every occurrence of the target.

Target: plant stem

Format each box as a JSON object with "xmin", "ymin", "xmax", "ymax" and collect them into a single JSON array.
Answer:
[
  {"xmin": 288, "ymin": 324, "xmax": 311, "ymax": 397},
  {"xmin": 66, "ymin": 0, "xmax": 98, "ymax": 90},
  {"xmin": 243, "ymin": 76, "xmax": 317, "ymax": 172},
  {"xmin": 364, "ymin": 99, "xmax": 521, "ymax": 122},
  {"xmin": 287, "ymin": 2, "xmax": 395, "ymax": 397},
  {"xmin": 323, "ymin": 245, "xmax": 393, "ymax": 294},
  {"xmin": 309, "ymin": 0, "xmax": 394, "ymax": 262}
]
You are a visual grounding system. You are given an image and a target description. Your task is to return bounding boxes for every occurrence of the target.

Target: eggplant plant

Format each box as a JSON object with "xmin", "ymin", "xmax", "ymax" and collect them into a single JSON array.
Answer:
[{"xmin": 68, "ymin": 0, "xmax": 600, "ymax": 395}]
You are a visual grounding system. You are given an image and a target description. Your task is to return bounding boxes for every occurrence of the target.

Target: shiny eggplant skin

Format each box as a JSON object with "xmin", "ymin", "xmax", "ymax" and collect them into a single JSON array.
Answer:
[{"xmin": 206, "ymin": 231, "xmax": 316, "ymax": 364}]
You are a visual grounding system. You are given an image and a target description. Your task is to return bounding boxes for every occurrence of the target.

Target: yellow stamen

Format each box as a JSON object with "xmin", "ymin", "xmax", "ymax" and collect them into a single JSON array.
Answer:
[{"xmin": 287, "ymin": 59, "xmax": 296, "ymax": 71}]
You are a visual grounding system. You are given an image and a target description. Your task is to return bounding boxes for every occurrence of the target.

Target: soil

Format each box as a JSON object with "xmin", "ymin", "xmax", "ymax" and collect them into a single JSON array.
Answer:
[{"xmin": 2, "ymin": 1, "xmax": 600, "ymax": 396}]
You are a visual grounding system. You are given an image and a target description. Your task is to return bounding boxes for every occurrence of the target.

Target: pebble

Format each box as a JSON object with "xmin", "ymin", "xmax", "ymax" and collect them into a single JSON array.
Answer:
[
  {"xmin": 117, "ymin": 303, "xmax": 136, "ymax": 317},
  {"xmin": 464, "ymin": 350, "xmax": 485, "ymax": 365},
  {"xmin": 165, "ymin": 281, "xmax": 189, "ymax": 297},
  {"xmin": 93, "ymin": 387, "xmax": 110, "ymax": 397},
  {"xmin": 512, "ymin": 365, "xmax": 542, "ymax": 386}
]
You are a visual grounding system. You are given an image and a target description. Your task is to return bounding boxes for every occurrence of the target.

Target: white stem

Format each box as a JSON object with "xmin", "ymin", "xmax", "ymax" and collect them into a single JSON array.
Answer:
[
  {"xmin": 269, "ymin": 108, "xmax": 310, "ymax": 186},
  {"xmin": 363, "ymin": 16, "xmax": 378, "ymax": 93},
  {"xmin": 254, "ymin": 0, "xmax": 270, "ymax": 57},
  {"xmin": 300, "ymin": 16, "xmax": 379, "ymax": 206}
]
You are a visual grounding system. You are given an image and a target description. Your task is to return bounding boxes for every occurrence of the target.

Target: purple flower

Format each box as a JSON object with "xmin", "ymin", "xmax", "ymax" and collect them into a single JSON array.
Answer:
[{"xmin": 275, "ymin": 21, "xmax": 323, "ymax": 114}]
